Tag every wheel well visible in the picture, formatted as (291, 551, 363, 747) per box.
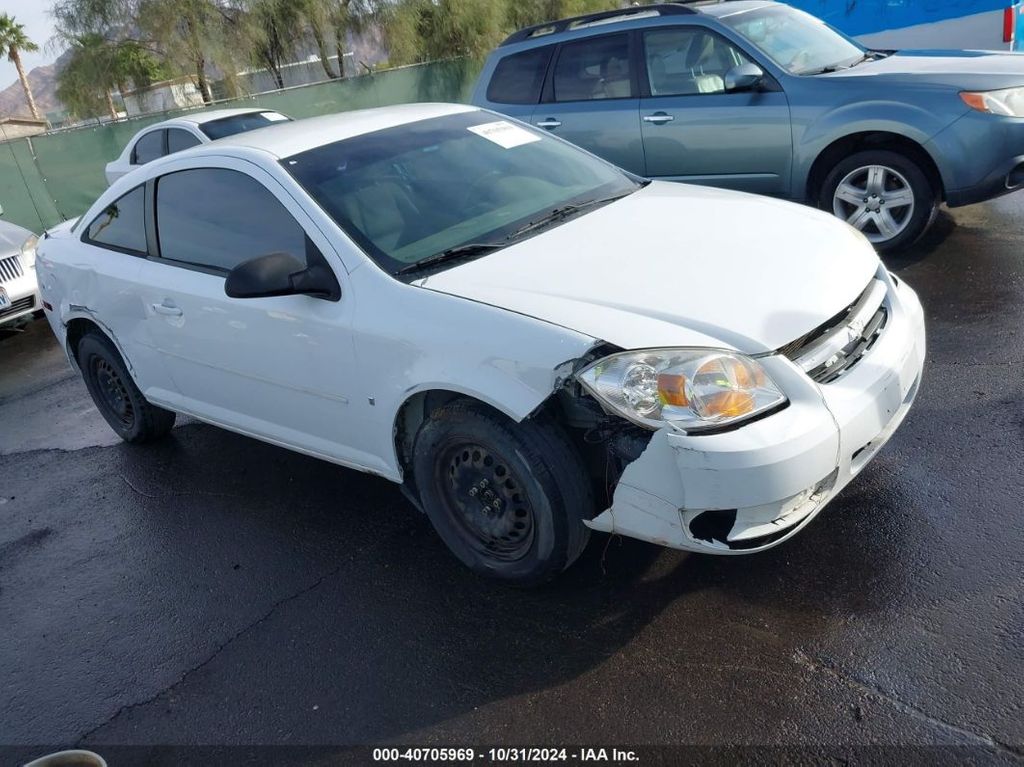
(806, 132, 944, 203)
(65, 317, 103, 363)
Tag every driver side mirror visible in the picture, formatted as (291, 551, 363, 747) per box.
(225, 251, 341, 302)
(724, 63, 765, 92)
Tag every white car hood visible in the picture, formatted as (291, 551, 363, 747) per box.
(0, 220, 33, 254)
(418, 182, 879, 354)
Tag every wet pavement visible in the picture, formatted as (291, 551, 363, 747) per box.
(1, 198, 1022, 763)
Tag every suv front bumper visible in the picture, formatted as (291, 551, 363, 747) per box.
(585, 271, 926, 554)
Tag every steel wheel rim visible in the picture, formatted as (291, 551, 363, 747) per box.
(833, 164, 916, 244)
(93, 358, 134, 428)
(435, 440, 536, 562)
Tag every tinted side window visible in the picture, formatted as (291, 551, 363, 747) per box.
(553, 34, 632, 102)
(486, 46, 553, 104)
(85, 185, 148, 254)
(643, 28, 750, 96)
(155, 168, 307, 272)
(167, 128, 202, 154)
(132, 130, 164, 165)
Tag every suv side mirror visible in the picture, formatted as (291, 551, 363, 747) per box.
(724, 63, 764, 92)
(225, 251, 341, 301)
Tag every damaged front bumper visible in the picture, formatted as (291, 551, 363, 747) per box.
(585, 272, 926, 554)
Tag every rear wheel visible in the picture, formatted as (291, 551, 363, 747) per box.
(820, 149, 937, 253)
(412, 399, 592, 585)
(77, 331, 175, 443)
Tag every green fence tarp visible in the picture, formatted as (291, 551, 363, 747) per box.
(0, 137, 62, 232)
(0, 59, 481, 233)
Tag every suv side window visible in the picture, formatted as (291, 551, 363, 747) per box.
(84, 185, 148, 254)
(167, 128, 202, 154)
(155, 168, 308, 273)
(487, 46, 553, 104)
(553, 33, 633, 102)
(643, 28, 751, 96)
(132, 130, 165, 165)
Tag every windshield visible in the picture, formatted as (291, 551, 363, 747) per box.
(283, 111, 639, 276)
(200, 111, 291, 140)
(720, 5, 864, 75)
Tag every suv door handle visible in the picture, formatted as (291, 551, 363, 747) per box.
(643, 113, 674, 125)
(536, 119, 562, 129)
(151, 300, 183, 317)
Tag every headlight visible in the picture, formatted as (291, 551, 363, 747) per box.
(577, 349, 787, 432)
(20, 234, 38, 270)
(960, 87, 1024, 117)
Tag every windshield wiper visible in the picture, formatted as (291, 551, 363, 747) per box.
(803, 51, 885, 76)
(395, 190, 635, 276)
(395, 242, 504, 275)
(507, 192, 632, 240)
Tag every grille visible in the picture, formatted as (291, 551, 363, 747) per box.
(781, 278, 889, 384)
(0, 254, 24, 284)
(0, 295, 35, 320)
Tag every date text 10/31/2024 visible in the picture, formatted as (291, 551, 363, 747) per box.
(371, 747, 641, 762)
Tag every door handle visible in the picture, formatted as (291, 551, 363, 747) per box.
(151, 301, 183, 317)
(536, 119, 562, 129)
(642, 113, 674, 125)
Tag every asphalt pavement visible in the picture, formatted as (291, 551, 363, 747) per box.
(1, 198, 1022, 764)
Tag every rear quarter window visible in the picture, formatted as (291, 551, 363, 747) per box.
(486, 46, 554, 104)
(132, 131, 164, 165)
(84, 185, 148, 255)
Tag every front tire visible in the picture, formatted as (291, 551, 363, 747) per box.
(820, 149, 937, 253)
(412, 399, 592, 585)
(77, 331, 176, 443)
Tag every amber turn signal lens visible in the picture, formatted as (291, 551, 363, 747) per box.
(960, 92, 989, 112)
(702, 390, 756, 418)
(657, 373, 689, 406)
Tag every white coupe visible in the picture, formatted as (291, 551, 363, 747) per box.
(104, 107, 291, 185)
(37, 104, 925, 583)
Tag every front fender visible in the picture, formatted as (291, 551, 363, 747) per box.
(350, 268, 597, 478)
(793, 99, 957, 193)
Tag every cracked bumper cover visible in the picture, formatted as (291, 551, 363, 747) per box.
(585, 273, 926, 555)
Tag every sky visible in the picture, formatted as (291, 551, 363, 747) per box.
(0, 0, 58, 90)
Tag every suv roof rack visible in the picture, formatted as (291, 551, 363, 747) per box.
(500, 3, 698, 46)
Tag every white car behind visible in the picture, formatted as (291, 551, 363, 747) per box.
(37, 104, 925, 584)
(0, 214, 40, 329)
(104, 107, 291, 185)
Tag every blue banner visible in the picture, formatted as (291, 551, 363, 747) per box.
(785, 0, 1009, 36)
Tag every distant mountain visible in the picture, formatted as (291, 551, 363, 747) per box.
(0, 50, 71, 120)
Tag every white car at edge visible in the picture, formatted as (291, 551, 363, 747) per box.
(36, 103, 925, 584)
(104, 107, 292, 185)
(0, 214, 40, 329)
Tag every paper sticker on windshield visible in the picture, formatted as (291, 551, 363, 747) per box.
(262, 112, 290, 121)
(468, 121, 541, 149)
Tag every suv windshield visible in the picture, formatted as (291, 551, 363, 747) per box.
(200, 111, 291, 140)
(284, 111, 640, 276)
(720, 5, 864, 75)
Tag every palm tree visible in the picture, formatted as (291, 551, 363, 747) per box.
(0, 13, 43, 121)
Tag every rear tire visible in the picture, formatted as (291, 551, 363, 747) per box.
(412, 399, 592, 585)
(819, 149, 937, 253)
(77, 331, 175, 443)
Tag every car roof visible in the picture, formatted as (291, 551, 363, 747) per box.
(173, 107, 279, 125)
(499, 0, 776, 45)
(199, 102, 478, 159)
(137, 107, 280, 134)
